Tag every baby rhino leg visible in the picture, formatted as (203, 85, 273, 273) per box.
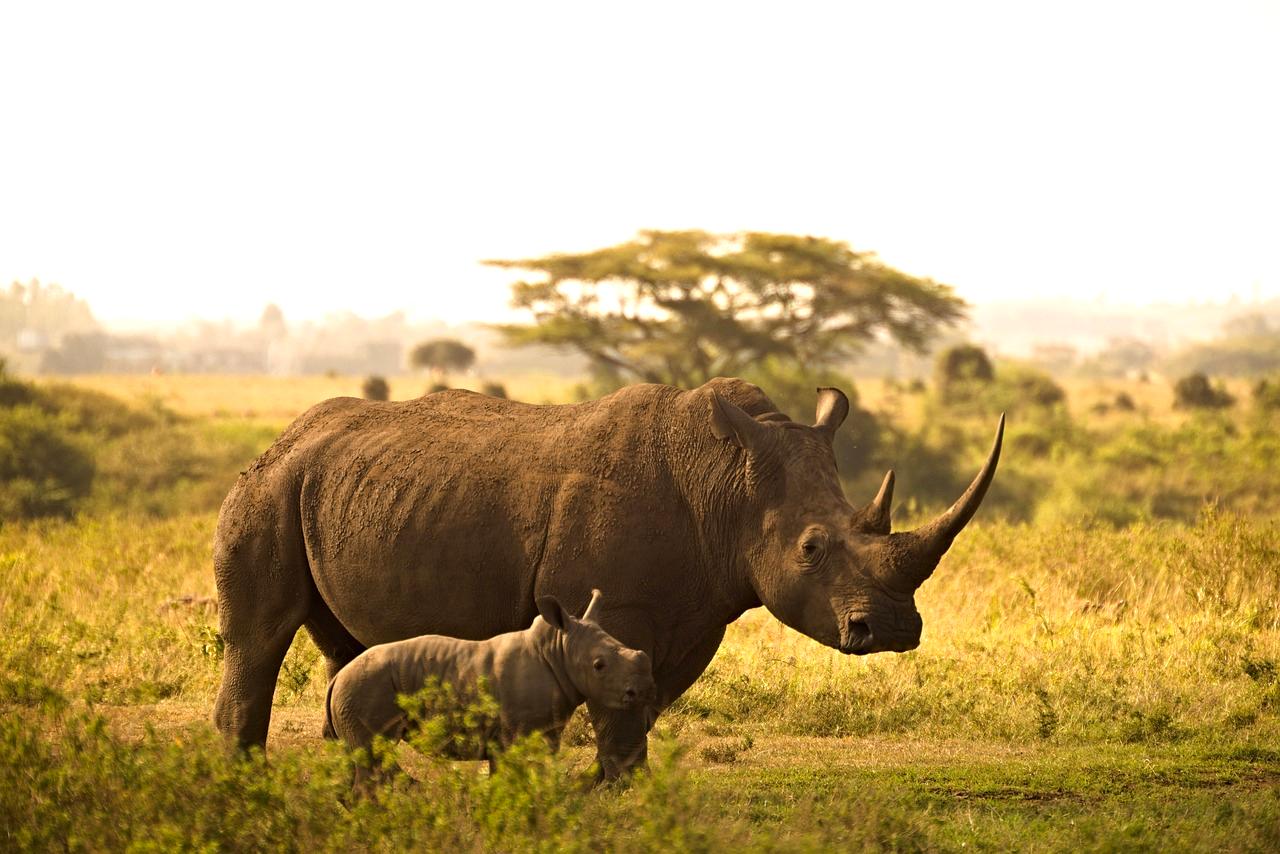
(328, 673, 406, 794)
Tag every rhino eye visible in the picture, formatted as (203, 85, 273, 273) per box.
(798, 533, 827, 564)
(593, 658, 606, 671)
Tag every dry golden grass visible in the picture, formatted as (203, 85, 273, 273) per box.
(37, 372, 583, 420)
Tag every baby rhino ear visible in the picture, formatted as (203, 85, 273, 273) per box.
(536, 595, 568, 631)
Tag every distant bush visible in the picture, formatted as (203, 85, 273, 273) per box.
(426, 382, 450, 395)
(0, 367, 272, 520)
(1007, 366, 1066, 408)
(935, 344, 995, 403)
(0, 405, 94, 520)
(1252, 378, 1280, 411)
(0, 359, 37, 407)
(1089, 391, 1138, 417)
(1173, 373, 1234, 410)
(480, 381, 508, 399)
(361, 375, 390, 401)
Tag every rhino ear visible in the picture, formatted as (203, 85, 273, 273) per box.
(813, 387, 849, 440)
(536, 595, 567, 631)
(709, 392, 771, 454)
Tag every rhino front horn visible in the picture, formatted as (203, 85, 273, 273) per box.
(893, 414, 1004, 588)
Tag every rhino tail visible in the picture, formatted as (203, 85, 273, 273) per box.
(322, 676, 338, 740)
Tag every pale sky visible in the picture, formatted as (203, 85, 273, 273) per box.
(2, 1, 1277, 328)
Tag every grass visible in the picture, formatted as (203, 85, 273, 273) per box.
(3, 373, 1280, 849)
(40, 371, 584, 419)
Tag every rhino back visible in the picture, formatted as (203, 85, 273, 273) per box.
(224, 385, 721, 652)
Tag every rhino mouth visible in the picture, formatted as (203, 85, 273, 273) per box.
(838, 617, 874, 655)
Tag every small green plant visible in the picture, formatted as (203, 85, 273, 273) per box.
(400, 678, 501, 760)
(277, 637, 321, 702)
(195, 624, 224, 666)
(1034, 686, 1059, 740)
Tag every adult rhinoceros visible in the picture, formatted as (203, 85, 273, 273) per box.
(213, 378, 1002, 777)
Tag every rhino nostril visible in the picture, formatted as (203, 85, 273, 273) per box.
(847, 619, 872, 649)
(624, 688, 637, 701)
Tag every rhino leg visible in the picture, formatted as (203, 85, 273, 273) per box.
(212, 499, 312, 751)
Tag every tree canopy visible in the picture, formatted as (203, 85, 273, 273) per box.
(409, 339, 476, 375)
(488, 230, 965, 388)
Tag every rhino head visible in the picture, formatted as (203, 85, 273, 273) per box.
(710, 387, 1003, 655)
(536, 589, 657, 709)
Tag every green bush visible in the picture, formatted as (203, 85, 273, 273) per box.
(0, 368, 273, 519)
(1252, 377, 1280, 411)
(935, 344, 995, 403)
(1173, 373, 1234, 410)
(0, 405, 94, 520)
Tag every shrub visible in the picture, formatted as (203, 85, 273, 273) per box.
(0, 405, 94, 520)
(1008, 366, 1066, 408)
(935, 344, 995, 402)
(361, 375, 390, 401)
(1252, 377, 1280, 411)
(480, 381, 508, 399)
(426, 382, 450, 394)
(0, 359, 36, 407)
(1173, 373, 1234, 409)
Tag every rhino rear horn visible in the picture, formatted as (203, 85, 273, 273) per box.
(812, 387, 849, 440)
(892, 414, 1004, 588)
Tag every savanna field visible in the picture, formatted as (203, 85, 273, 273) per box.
(3, 370, 1279, 851)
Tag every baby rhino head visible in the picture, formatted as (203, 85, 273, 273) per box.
(536, 589, 656, 711)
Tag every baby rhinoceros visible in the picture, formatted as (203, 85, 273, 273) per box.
(323, 589, 655, 782)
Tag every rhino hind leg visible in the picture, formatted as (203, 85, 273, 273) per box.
(304, 593, 366, 683)
(213, 629, 300, 750)
(212, 498, 312, 752)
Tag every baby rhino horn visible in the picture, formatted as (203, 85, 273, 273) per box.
(580, 589, 604, 623)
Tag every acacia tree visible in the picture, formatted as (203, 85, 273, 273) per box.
(488, 230, 965, 388)
(409, 338, 476, 382)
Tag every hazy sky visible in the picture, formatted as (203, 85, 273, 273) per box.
(2, 1, 1277, 328)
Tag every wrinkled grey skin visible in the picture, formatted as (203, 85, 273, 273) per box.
(213, 377, 1002, 779)
(323, 590, 655, 781)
